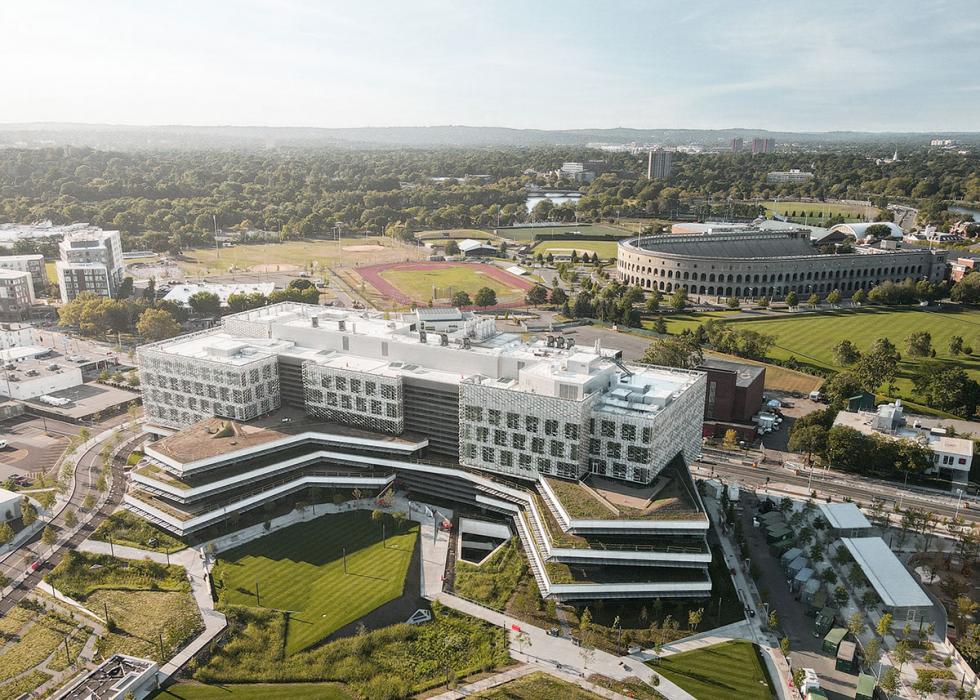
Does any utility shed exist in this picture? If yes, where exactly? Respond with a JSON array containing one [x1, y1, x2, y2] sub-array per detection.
[[780, 547, 803, 569], [823, 627, 847, 654], [841, 537, 934, 627], [835, 640, 857, 673], [818, 502, 873, 537], [855, 672, 876, 700], [787, 556, 808, 578]]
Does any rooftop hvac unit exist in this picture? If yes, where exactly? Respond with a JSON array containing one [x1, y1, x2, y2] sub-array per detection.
[[311, 315, 319, 327], [462, 337, 471, 349], [566, 337, 575, 349], [547, 336, 555, 348], [555, 336, 566, 349], [419, 330, 428, 344], [440, 333, 449, 347], [338, 319, 346, 332]]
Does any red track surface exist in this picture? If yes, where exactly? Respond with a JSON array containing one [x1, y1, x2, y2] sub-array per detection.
[[357, 261, 534, 310]]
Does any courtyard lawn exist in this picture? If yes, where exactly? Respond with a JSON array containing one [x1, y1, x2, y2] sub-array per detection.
[[726, 307, 980, 405], [153, 682, 353, 699], [531, 239, 621, 259], [651, 640, 775, 700], [212, 510, 418, 655], [380, 266, 521, 303], [761, 200, 877, 222]]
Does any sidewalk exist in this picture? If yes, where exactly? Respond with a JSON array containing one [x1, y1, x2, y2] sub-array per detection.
[[702, 495, 794, 700]]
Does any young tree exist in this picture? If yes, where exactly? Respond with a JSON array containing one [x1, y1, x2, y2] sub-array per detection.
[[722, 429, 739, 450], [687, 607, 703, 632], [550, 287, 568, 306], [188, 291, 221, 316], [905, 331, 932, 357], [41, 525, 57, 547], [645, 290, 661, 312], [450, 290, 471, 307], [474, 287, 497, 308], [876, 612, 894, 638], [949, 335, 965, 355], [444, 240, 460, 256], [767, 610, 779, 631], [785, 291, 799, 307], [726, 296, 739, 309], [21, 498, 38, 526], [0, 521, 13, 545], [893, 639, 912, 671], [64, 508, 78, 528], [832, 339, 861, 366], [847, 611, 865, 639], [880, 667, 900, 695], [669, 287, 688, 311], [833, 585, 849, 607], [525, 285, 548, 307], [807, 293, 820, 306], [780, 636, 791, 656], [852, 288, 867, 305], [826, 289, 842, 305], [136, 308, 182, 341], [651, 316, 667, 334]]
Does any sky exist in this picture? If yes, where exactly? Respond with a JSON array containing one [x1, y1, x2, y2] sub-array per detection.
[[2, 0, 978, 132]]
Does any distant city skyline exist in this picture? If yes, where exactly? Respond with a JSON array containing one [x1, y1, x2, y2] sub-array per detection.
[[2, 0, 978, 132]]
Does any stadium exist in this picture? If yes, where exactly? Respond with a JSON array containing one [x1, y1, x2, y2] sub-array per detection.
[[618, 228, 948, 299]]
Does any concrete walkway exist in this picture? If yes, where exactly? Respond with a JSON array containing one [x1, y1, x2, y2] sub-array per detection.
[[658, 619, 758, 656], [426, 664, 538, 699], [701, 495, 794, 700]]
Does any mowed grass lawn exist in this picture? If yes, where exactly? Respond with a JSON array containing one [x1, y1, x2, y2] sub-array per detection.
[[381, 266, 522, 302], [531, 239, 621, 259], [497, 223, 630, 241], [761, 200, 877, 221], [213, 510, 418, 655], [653, 640, 775, 700], [727, 307, 980, 404], [153, 682, 353, 699], [146, 237, 412, 275]]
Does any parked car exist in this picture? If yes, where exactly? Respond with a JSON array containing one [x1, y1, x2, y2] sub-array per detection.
[[0, 439, 8, 449], [546, 627, 560, 637]]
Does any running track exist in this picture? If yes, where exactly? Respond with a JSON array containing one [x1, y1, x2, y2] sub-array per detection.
[[357, 261, 536, 310]]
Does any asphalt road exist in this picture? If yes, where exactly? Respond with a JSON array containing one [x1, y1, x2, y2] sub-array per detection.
[[0, 425, 146, 614], [694, 455, 977, 524]]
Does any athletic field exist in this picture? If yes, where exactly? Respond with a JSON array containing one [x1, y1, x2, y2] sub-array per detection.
[[531, 239, 621, 259], [495, 223, 631, 241], [653, 640, 775, 700], [762, 200, 878, 223], [213, 510, 418, 655], [728, 307, 980, 405], [359, 261, 533, 308]]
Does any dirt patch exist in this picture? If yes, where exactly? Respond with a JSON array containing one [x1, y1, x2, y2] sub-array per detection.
[[251, 263, 302, 272], [342, 244, 387, 252]]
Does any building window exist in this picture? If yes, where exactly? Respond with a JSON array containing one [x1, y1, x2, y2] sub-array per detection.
[[531, 437, 545, 454], [607, 442, 621, 459], [526, 416, 539, 433], [488, 409, 501, 426], [494, 430, 508, 446], [382, 385, 396, 400], [545, 419, 559, 436], [550, 440, 564, 457], [477, 427, 489, 442], [365, 381, 376, 396], [601, 420, 616, 437], [519, 454, 532, 470], [506, 412, 520, 429], [621, 424, 636, 441], [564, 423, 579, 440], [628, 446, 650, 463], [350, 378, 362, 394], [335, 376, 347, 391], [511, 434, 526, 450], [499, 450, 513, 467], [465, 405, 483, 422], [642, 427, 652, 443], [482, 447, 495, 463], [589, 438, 601, 455]]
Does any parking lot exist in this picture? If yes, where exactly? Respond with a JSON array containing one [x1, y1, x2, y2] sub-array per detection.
[[739, 491, 861, 699], [0, 416, 78, 483]]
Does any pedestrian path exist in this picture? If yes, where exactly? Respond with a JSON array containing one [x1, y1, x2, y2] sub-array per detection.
[[426, 664, 538, 699], [657, 619, 758, 656]]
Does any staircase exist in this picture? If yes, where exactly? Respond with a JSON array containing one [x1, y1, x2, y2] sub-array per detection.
[[513, 512, 549, 594]]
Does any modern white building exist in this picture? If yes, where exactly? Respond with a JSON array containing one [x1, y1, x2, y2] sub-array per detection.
[[0, 254, 47, 293], [53, 654, 159, 700], [56, 228, 124, 302], [833, 401, 973, 488], [766, 169, 814, 184], [130, 303, 713, 601], [0, 269, 35, 317], [0, 487, 21, 523]]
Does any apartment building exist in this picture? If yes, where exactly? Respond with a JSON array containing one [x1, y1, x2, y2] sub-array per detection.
[[131, 303, 713, 600], [56, 228, 124, 302], [0, 254, 48, 294], [0, 270, 35, 317]]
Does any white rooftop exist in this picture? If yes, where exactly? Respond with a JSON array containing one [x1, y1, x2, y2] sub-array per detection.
[[840, 537, 932, 609], [0, 221, 105, 244], [818, 502, 872, 531], [0, 269, 31, 280]]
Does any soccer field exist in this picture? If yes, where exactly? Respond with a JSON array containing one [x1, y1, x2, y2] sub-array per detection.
[[653, 640, 775, 700], [496, 223, 631, 241], [531, 239, 621, 259], [213, 510, 418, 655], [728, 307, 980, 404], [378, 265, 526, 303], [761, 200, 877, 223]]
